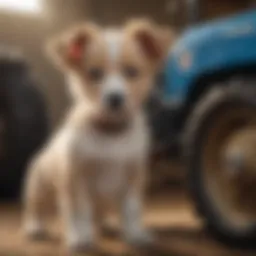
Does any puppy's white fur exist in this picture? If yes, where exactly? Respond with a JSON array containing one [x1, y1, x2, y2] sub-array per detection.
[[23, 20, 173, 251], [24, 105, 150, 247]]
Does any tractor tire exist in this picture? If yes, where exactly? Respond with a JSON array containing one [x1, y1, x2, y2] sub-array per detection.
[[0, 51, 48, 199], [184, 80, 256, 248]]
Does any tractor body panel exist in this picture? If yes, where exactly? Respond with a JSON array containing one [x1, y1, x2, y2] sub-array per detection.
[[163, 10, 256, 105]]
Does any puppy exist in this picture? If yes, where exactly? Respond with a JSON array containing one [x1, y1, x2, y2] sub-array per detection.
[[23, 20, 172, 252]]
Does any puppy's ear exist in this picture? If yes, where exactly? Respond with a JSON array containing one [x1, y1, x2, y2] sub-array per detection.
[[125, 19, 175, 67], [47, 23, 99, 70]]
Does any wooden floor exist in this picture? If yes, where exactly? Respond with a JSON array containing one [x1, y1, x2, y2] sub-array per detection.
[[0, 190, 255, 256]]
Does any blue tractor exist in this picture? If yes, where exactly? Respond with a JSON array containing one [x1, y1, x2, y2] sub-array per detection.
[[152, 6, 256, 248]]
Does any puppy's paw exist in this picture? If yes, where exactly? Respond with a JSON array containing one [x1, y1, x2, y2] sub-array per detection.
[[68, 241, 95, 254], [67, 233, 96, 253], [23, 219, 49, 241], [125, 229, 155, 246]]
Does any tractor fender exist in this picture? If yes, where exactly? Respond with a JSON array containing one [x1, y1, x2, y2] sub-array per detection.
[[163, 10, 256, 106]]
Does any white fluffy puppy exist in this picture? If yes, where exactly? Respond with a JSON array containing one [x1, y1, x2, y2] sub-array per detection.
[[23, 20, 172, 252]]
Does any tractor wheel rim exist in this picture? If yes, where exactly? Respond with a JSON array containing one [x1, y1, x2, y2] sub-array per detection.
[[202, 105, 256, 229]]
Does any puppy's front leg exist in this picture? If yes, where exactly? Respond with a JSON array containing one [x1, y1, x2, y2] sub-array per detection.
[[59, 166, 95, 252], [122, 162, 154, 245], [23, 163, 49, 239]]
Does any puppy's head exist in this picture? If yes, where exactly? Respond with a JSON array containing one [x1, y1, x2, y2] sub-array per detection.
[[48, 20, 173, 130]]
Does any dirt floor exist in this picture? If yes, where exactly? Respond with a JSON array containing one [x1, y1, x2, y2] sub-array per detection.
[[0, 190, 255, 256]]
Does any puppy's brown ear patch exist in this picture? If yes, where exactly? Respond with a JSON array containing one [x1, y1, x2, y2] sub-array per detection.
[[47, 23, 99, 69], [66, 33, 87, 66], [135, 29, 161, 61], [126, 19, 175, 66]]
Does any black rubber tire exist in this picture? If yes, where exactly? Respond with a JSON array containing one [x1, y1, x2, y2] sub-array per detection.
[[184, 81, 256, 248], [0, 52, 48, 199]]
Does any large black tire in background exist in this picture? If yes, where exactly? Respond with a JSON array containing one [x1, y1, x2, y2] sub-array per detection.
[[184, 81, 256, 248], [0, 52, 48, 199]]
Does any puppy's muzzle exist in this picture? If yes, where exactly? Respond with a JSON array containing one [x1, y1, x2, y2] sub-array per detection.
[[106, 93, 125, 111]]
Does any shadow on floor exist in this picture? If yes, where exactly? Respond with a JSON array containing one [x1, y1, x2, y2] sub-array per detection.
[[94, 226, 255, 256]]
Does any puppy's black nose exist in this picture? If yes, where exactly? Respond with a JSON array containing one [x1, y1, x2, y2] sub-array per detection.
[[107, 93, 124, 110]]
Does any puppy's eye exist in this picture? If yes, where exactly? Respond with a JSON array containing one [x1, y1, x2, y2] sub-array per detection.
[[122, 66, 140, 79], [87, 68, 104, 82]]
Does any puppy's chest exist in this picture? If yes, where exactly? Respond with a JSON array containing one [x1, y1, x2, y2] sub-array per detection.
[[77, 126, 148, 197], [89, 161, 128, 197], [78, 125, 148, 163]]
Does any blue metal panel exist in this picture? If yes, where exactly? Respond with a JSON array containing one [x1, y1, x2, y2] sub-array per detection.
[[163, 10, 256, 104]]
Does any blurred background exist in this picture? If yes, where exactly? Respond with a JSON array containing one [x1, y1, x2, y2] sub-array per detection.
[[1, 0, 256, 255]]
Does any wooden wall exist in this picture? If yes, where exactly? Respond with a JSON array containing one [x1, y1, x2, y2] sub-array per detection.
[[201, 0, 252, 20]]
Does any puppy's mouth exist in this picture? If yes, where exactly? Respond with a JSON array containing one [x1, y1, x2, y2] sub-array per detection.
[[92, 112, 131, 135]]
